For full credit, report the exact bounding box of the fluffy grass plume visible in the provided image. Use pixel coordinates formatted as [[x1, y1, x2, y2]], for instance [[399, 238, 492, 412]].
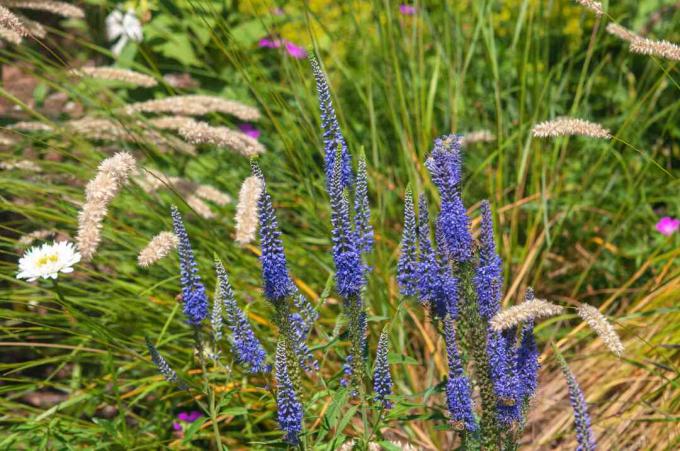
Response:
[[178, 121, 265, 157], [70, 67, 158, 87], [122, 95, 261, 121], [76, 152, 136, 260], [0, 5, 27, 36], [605, 23, 638, 42], [532, 117, 612, 139], [0, 160, 41, 171], [234, 175, 264, 245], [137, 232, 178, 267], [573, 0, 604, 16], [4, 1, 84, 19], [490, 299, 564, 331], [577, 303, 624, 357], [630, 36, 680, 62]]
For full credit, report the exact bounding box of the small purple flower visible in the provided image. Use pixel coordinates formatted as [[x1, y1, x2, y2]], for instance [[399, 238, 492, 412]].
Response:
[[259, 38, 282, 49], [656, 216, 679, 236], [173, 410, 203, 432], [239, 123, 261, 139], [399, 4, 417, 15], [285, 41, 307, 59]]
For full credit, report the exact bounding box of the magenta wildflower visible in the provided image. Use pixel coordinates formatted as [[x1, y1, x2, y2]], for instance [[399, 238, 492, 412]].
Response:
[[400, 4, 417, 15], [173, 410, 203, 431], [239, 123, 261, 139], [285, 41, 307, 59], [259, 38, 281, 49], [656, 216, 679, 236]]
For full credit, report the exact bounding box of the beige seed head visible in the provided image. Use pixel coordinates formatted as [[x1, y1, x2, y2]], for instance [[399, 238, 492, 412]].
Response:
[[147, 115, 197, 131], [76, 152, 136, 260], [461, 130, 495, 146], [0, 159, 42, 171], [531, 117, 611, 139], [0, 25, 23, 44], [0, 5, 28, 36], [179, 121, 265, 157], [71, 67, 158, 88], [490, 299, 564, 331], [4, 1, 85, 19], [8, 121, 53, 132], [234, 175, 264, 245], [15, 14, 46, 38], [606, 23, 639, 43], [574, 0, 604, 16], [138, 231, 178, 267], [19, 229, 55, 245], [577, 303, 624, 357], [186, 194, 215, 219], [194, 184, 231, 206], [629, 36, 680, 62], [122, 95, 261, 121]]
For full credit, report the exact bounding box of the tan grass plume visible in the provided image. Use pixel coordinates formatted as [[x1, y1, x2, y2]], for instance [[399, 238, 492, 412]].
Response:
[[0, 25, 23, 44], [0, 159, 42, 171], [606, 23, 639, 43], [19, 229, 55, 246], [4, 1, 85, 19], [179, 121, 265, 157], [71, 67, 158, 88], [138, 231, 178, 267], [0, 5, 27, 36], [234, 175, 264, 245], [532, 117, 611, 139], [122, 95, 261, 121], [148, 115, 197, 131], [630, 36, 680, 62], [8, 121, 53, 132], [490, 299, 564, 331], [574, 0, 604, 16], [577, 303, 624, 357], [76, 152, 136, 260], [461, 130, 495, 146]]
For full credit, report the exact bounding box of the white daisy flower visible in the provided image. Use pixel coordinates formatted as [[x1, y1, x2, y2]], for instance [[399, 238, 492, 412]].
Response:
[[105, 9, 143, 56], [16, 241, 81, 282]]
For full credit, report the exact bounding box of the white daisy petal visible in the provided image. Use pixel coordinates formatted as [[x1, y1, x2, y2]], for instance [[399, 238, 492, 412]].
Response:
[[16, 241, 81, 282]]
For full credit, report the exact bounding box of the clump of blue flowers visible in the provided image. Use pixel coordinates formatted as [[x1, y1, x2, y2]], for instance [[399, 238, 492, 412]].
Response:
[[397, 134, 597, 448]]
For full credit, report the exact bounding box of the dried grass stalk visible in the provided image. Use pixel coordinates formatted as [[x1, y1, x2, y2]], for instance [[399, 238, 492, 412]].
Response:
[[178, 121, 265, 157], [138, 231, 178, 267], [629, 36, 680, 61], [0, 5, 27, 35], [574, 0, 604, 16], [461, 130, 495, 146], [4, 1, 85, 19], [76, 152, 136, 260], [490, 299, 564, 331], [532, 117, 611, 139], [0, 159, 42, 171], [234, 175, 264, 245], [577, 303, 624, 357], [71, 67, 158, 88], [122, 95, 261, 121]]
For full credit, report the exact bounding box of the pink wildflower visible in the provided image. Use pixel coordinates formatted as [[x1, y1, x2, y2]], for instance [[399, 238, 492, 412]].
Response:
[[400, 4, 417, 15], [238, 123, 261, 139], [285, 41, 307, 59], [259, 38, 281, 49], [656, 216, 679, 236], [173, 410, 203, 432]]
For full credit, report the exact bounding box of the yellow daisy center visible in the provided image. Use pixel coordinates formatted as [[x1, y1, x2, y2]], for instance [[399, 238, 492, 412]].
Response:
[[36, 254, 59, 267]]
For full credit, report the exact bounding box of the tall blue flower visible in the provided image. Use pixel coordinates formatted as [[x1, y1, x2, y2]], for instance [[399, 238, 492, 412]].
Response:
[[373, 329, 393, 409], [397, 187, 418, 296], [558, 354, 596, 451], [145, 337, 185, 389], [354, 152, 373, 255], [215, 258, 269, 373], [515, 288, 539, 401], [257, 175, 293, 303], [425, 135, 463, 201], [443, 318, 477, 431], [416, 194, 438, 305], [310, 56, 352, 189], [432, 226, 460, 319], [474, 200, 503, 319], [275, 339, 303, 444], [329, 150, 364, 299], [435, 192, 473, 263], [289, 312, 318, 372], [292, 289, 319, 330], [171, 206, 208, 325], [487, 328, 522, 425]]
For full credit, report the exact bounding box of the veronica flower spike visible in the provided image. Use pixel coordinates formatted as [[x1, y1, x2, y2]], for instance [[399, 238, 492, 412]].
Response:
[[556, 351, 597, 451], [443, 317, 477, 431], [275, 338, 304, 444], [373, 328, 393, 410], [397, 186, 418, 297], [354, 151, 373, 255], [255, 169, 294, 303], [170, 206, 208, 325]]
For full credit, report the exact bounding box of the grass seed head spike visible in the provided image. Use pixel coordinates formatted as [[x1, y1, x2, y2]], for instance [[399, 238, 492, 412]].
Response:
[[574, 0, 604, 16], [461, 129, 495, 146], [178, 121, 265, 157], [122, 95, 261, 121], [531, 117, 612, 139], [0, 160, 42, 171], [137, 232, 178, 267], [4, 1, 85, 19], [0, 25, 23, 43], [606, 23, 639, 43], [0, 5, 28, 36], [577, 303, 624, 357], [629, 36, 680, 61], [234, 175, 264, 245], [76, 152, 136, 261], [70, 67, 158, 87], [490, 299, 564, 331]]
